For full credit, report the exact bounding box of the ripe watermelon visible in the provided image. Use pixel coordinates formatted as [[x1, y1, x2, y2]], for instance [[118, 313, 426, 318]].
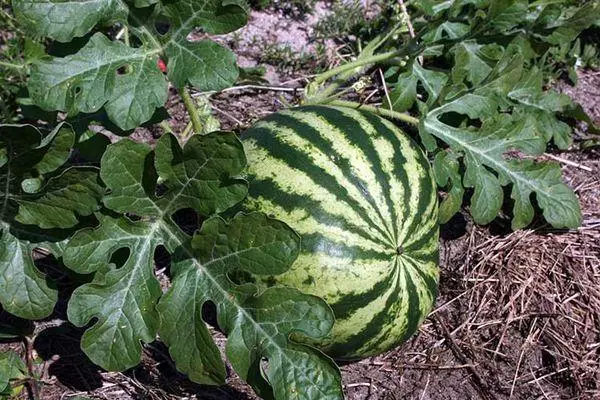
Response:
[[241, 105, 439, 360]]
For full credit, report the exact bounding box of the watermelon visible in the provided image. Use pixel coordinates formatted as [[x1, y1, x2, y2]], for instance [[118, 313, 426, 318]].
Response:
[[241, 105, 439, 361]]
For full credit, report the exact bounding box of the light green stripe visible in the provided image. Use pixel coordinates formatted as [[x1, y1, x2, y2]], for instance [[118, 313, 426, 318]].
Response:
[[375, 117, 425, 241], [244, 194, 391, 254], [256, 118, 392, 243], [302, 107, 396, 242], [282, 252, 396, 304], [285, 109, 397, 242], [403, 188, 438, 249], [244, 139, 392, 249]]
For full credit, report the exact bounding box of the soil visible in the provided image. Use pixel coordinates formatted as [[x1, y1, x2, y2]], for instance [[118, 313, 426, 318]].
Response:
[[2, 2, 600, 400]]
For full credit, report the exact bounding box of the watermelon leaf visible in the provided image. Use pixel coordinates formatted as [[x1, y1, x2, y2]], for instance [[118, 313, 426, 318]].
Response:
[[0, 124, 103, 320], [11, 0, 127, 43], [433, 151, 464, 224], [388, 62, 448, 112], [63, 133, 343, 398], [28, 33, 169, 132], [0, 350, 27, 396], [18, 0, 248, 130], [422, 94, 582, 230], [158, 214, 342, 399], [377, 0, 599, 229]]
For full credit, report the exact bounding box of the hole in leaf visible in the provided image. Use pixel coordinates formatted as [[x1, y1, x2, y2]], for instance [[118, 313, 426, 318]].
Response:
[[116, 64, 132, 76], [155, 182, 168, 197], [154, 245, 172, 279], [171, 208, 200, 236], [154, 20, 171, 36], [438, 111, 482, 129], [74, 86, 82, 95], [260, 358, 270, 379], [416, 81, 429, 104], [110, 247, 131, 269], [30, 248, 95, 318], [201, 301, 220, 330], [126, 213, 142, 221]]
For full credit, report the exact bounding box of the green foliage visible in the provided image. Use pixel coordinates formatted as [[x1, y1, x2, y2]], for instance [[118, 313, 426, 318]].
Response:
[[14, 0, 249, 130], [259, 42, 327, 73], [0, 351, 26, 398], [0, 124, 103, 319], [423, 94, 581, 229], [0, 1, 40, 122], [0, 36, 25, 122], [313, 1, 367, 41], [60, 132, 343, 398], [312, 1, 405, 50], [308, 0, 600, 229], [2, 1, 347, 399], [407, 0, 599, 228]]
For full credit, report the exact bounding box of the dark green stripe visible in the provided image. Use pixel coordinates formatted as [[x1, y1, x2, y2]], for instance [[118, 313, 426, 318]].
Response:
[[357, 110, 407, 244], [265, 112, 397, 245], [302, 232, 392, 261], [325, 259, 402, 360], [403, 221, 438, 253], [404, 249, 438, 265], [367, 264, 424, 352], [402, 257, 438, 300], [328, 259, 397, 320], [399, 267, 424, 343], [300, 106, 403, 243], [246, 177, 391, 248], [400, 141, 436, 241], [245, 125, 393, 244]]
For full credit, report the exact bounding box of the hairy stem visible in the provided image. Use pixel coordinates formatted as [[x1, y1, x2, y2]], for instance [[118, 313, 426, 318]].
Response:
[[23, 337, 39, 400], [312, 51, 401, 86], [0, 60, 26, 70], [180, 87, 203, 137], [159, 120, 174, 134], [327, 100, 420, 126], [181, 121, 193, 138]]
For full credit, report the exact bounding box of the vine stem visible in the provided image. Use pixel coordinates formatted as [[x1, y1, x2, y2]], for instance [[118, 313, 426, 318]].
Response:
[[398, 0, 416, 39], [327, 99, 420, 126], [23, 337, 39, 400], [180, 87, 203, 137], [0, 60, 25, 70], [194, 84, 305, 96], [311, 50, 401, 86]]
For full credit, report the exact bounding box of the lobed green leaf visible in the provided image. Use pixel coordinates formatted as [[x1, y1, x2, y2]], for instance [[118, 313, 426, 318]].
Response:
[[159, 213, 342, 399], [422, 94, 582, 229], [0, 351, 26, 394], [0, 124, 103, 320], [63, 131, 344, 398], [18, 0, 249, 129]]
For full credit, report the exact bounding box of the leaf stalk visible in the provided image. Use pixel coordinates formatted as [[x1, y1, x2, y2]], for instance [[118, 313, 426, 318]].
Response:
[[0, 60, 26, 71], [312, 50, 401, 86], [180, 87, 203, 137], [326, 99, 420, 126]]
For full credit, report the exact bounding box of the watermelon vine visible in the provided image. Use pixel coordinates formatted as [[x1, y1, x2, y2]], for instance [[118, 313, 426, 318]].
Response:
[[305, 0, 600, 229], [0, 0, 598, 399]]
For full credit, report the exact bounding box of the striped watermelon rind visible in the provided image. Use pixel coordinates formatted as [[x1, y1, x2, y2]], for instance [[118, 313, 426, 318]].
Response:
[[241, 105, 439, 360]]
